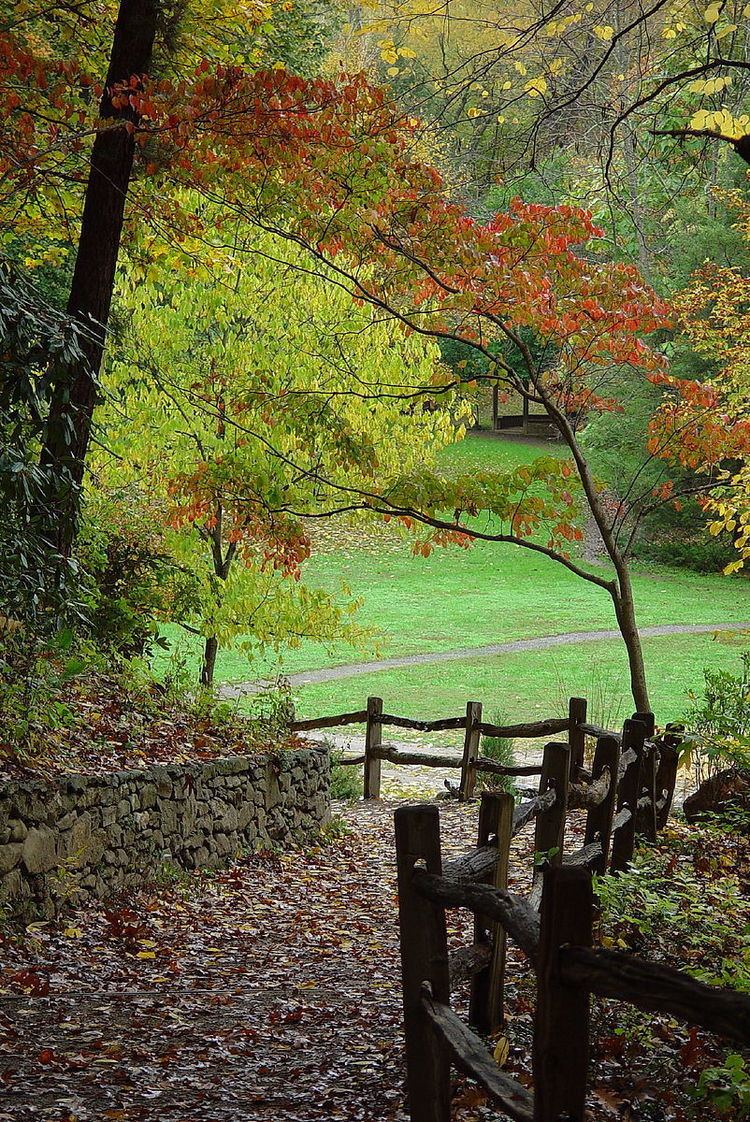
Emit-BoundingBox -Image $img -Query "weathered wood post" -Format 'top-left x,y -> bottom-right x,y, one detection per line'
469,791 -> 514,1033
534,742 -> 570,870
584,735 -> 620,875
533,866 -> 593,1122
394,804 -> 451,1122
633,710 -> 657,842
567,696 -> 588,779
459,700 -> 482,802
655,725 -> 683,829
363,695 -> 383,800
610,718 -> 647,873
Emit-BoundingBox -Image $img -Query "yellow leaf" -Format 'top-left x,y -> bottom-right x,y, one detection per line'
398,46 -> 417,58
514,61 -> 527,75
466,106 -> 483,118
704,4 -> 721,22
493,1036 -> 510,1066
136,950 -> 156,960
593,24 -> 615,40
525,76 -> 548,97
64,927 -> 84,939
387,66 -> 399,76
716,22 -> 737,36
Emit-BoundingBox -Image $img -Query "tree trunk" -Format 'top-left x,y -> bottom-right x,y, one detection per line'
198,505 -> 236,687
611,573 -> 651,713
201,635 -> 219,687
539,390 -> 652,713
39,0 -> 159,553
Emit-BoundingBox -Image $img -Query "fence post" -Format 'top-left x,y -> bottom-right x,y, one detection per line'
363,696 -> 383,800
568,696 -> 587,779
610,718 -> 647,873
633,711 -> 657,842
655,726 -> 683,829
394,804 -> 451,1122
533,866 -> 593,1122
584,735 -> 620,875
459,700 -> 482,802
534,742 -> 570,871
469,790 -> 514,1033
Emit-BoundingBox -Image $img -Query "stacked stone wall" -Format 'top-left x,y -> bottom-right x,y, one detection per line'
0,747 -> 329,918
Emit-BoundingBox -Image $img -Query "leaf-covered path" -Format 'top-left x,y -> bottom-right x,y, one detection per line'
0,802 -> 732,1122
0,802 -> 505,1122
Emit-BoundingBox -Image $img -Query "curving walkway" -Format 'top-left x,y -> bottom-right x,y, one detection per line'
221,620 -> 750,697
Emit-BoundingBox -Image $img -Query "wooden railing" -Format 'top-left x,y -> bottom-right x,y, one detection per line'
291,696 -> 682,824
395,799 -> 750,1122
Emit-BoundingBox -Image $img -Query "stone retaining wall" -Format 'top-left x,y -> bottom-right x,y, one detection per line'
0,746 -> 329,919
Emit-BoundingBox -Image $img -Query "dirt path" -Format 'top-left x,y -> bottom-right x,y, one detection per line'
0,802 -> 521,1122
221,621 -> 750,696
0,803 -> 720,1121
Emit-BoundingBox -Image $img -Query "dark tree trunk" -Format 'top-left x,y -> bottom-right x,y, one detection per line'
201,635 -> 219,687
39,0 -> 159,553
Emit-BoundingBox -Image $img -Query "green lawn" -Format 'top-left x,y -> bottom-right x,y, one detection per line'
279,633 -> 746,730
158,432 -> 750,723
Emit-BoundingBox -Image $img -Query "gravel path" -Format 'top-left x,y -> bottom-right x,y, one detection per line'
221,620 -> 750,697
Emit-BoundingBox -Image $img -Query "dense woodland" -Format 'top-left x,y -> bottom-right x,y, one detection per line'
1,0 -> 750,1119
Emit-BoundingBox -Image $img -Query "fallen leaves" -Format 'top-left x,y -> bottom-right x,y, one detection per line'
0,801 -> 739,1121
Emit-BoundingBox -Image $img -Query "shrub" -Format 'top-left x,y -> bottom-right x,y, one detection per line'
479,713 -> 517,796
681,652 -> 750,786
76,485 -> 199,660
594,820 -> 750,1119
0,627 -> 94,762
330,748 -> 363,801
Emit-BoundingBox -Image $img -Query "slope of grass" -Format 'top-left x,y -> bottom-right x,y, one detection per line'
278,633 -> 746,729
157,432 -> 750,718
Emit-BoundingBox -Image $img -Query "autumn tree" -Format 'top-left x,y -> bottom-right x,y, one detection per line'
75,62 -> 681,710
1,0 -> 323,553
1,8 -> 716,709
650,191 -> 750,570
99,224 -> 459,683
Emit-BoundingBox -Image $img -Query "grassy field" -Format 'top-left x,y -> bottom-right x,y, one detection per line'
281,632 -> 746,729
159,432 -> 750,725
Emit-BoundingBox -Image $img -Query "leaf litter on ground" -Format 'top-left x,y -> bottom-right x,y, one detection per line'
0,802 -> 743,1121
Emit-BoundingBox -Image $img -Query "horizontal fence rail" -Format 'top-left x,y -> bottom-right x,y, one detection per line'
395,800 -> 750,1122
290,698 -> 681,854
291,695 -> 636,804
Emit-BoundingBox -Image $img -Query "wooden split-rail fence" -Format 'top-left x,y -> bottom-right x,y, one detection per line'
395,795 -> 750,1122
291,696 -> 682,832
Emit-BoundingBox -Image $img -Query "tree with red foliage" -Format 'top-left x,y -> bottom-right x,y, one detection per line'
2,29 -> 686,708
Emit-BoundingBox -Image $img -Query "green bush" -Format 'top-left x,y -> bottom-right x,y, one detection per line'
329,748 -> 363,801
478,713 -> 517,796
76,485 -> 199,660
681,651 -> 750,786
595,822 -> 750,1119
